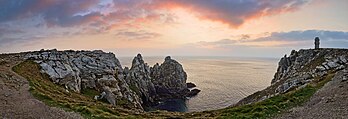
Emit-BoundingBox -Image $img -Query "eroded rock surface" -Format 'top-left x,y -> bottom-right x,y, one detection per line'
25,49 -> 197,109
237,49 -> 348,106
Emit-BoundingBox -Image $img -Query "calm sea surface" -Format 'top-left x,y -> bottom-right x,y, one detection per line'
118,56 -> 278,112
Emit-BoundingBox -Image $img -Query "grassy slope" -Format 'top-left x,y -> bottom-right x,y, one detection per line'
13,60 -> 336,119
12,60 -> 145,119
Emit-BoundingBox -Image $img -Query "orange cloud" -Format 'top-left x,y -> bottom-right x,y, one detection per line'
150,0 -> 310,28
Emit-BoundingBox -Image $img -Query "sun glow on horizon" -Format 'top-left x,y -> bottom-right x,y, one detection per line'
0,0 -> 347,57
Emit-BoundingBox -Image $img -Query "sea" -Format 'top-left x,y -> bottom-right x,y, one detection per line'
118,56 -> 278,112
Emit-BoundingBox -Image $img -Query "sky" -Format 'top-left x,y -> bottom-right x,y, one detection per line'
0,0 -> 347,57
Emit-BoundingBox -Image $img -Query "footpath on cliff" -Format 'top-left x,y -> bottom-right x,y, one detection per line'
1,48 -> 348,118
276,69 -> 348,119
0,54 -> 83,119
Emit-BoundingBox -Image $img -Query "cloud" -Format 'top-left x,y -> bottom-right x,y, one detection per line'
0,0 -> 101,27
0,27 -> 24,36
115,30 -> 161,40
195,30 -> 348,48
0,0 -> 310,28
250,30 -> 348,42
152,0 -> 311,27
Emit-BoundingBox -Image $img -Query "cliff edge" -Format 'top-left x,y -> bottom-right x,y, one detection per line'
24,49 -> 197,110
1,48 -> 347,118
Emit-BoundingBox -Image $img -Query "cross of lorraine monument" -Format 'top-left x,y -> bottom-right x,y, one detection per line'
314,37 -> 320,49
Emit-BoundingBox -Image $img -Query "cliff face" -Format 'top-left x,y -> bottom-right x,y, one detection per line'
124,55 -> 189,106
237,49 -> 348,105
25,49 -> 191,109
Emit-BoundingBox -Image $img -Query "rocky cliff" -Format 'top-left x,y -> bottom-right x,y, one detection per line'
25,49 -> 196,109
237,48 -> 348,105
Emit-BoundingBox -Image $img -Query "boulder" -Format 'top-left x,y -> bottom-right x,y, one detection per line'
94,92 -> 106,100
186,82 -> 196,88
316,66 -> 326,71
186,89 -> 201,97
339,56 -> 347,64
327,61 -> 339,68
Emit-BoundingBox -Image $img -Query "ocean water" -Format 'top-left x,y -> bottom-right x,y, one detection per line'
118,56 -> 278,112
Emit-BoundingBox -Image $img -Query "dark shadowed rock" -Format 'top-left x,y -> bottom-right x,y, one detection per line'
186,89 -> 201,97
150,55 -> 189,100
186,82 -> 196,88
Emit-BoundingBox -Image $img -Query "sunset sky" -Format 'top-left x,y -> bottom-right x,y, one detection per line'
0,0 -> 347,57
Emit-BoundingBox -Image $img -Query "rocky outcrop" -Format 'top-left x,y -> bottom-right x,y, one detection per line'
272,49 -> 348,94
124,54 -> 194,106
25,49 -> 197,109
150,56 -> 189,100
186,89 -> 201,97
124,54 -> 157,106
25,49 -> 142,109
237,49 -> 348,105
186,82 -> 196,88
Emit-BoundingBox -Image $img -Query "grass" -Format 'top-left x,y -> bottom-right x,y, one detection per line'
12,60 -> 337,119
12,60 -> 144,119
209,71 -> 335,119
214,85 -> 316,119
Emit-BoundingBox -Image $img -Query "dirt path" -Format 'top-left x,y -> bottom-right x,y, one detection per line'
276,70 -> 348,119
0,55 -> 83,119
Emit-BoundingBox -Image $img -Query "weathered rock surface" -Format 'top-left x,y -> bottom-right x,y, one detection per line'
237,49 -> 348,106
25,49 -> 143,108
124,54 -> 156,106
150,56 -> 189,100
25,49 -> 196,109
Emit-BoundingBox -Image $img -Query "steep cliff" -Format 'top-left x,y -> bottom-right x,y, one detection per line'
237,48 -> 348,105
3,48 -> 347,118
124,55 -> 190,107
25,49 -> 194,109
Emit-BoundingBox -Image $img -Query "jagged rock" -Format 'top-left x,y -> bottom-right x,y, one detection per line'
25,50 -> 194,110
187,82 -> 196,88
186,89 -> 201,97
103,86 -> 116,106
238,49 -> 348,106
151,56 -> 189,100
339,56 -> 347,63
336,65 -> 345,70
316,66 -> 326,71
94,92 -> 106,100
25,50 -> 142,108
124,54 -> 191,106
327,61 -> 339,68
124,54 -> 157,106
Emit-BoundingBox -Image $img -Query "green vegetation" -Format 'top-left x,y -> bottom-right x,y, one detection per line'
210,72 -> 335,119
12,60 -> 142,119
129,84 -> 140,94
12,60 -> 336,119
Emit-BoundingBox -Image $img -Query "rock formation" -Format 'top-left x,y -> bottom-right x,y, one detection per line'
25,49 -> 198,109
150,56 -> 189,100
237,49 -> 348,105
272,49 -> 347,94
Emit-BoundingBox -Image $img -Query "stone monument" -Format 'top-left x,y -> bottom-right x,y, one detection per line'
314,37 -> 320,49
